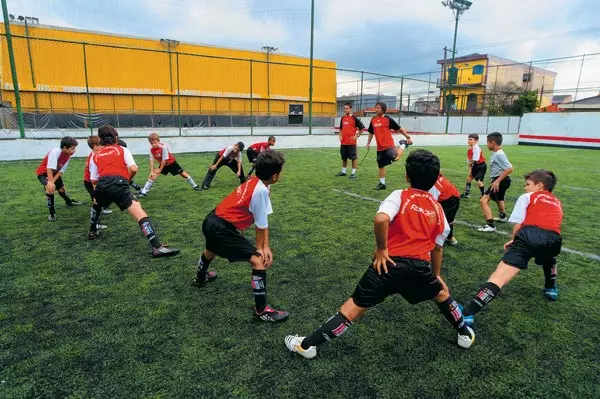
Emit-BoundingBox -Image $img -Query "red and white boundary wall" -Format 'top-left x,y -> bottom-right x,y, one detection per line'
518,112 -> 600,149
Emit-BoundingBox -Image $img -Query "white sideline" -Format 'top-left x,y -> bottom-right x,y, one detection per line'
331,189 -> 600,262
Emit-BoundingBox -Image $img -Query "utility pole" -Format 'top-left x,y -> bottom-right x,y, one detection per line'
2,2 -> 25,137
442,46 -> 448,115
261,45 -> 278,122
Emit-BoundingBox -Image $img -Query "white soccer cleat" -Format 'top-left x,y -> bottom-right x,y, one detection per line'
493,216 -> 508,223
96,224 -> 109,230
478,225 -> 496,232
284,335 -> 317,359
457,326 -> 475,349
101,208 -> 113,215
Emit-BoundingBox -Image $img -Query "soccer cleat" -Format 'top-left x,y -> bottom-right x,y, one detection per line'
460,193 -> 470,199
335,172 -> 347,177
152,245 -> 180,258
543,287 -> 559,301
446,237 -> 458,246
191,271 -> 219,287
67,200 -> 83,207
253,305 -> 289,322
201,185 -> 210,190
493,216 -> 508,223
96,224 -> 108,230
457,326 -> 475,349
284,335 -> 317,359
349,174 -> 357,179
375,183 -> 387,190
398,139 -> 410,149
88,231 -> 101,240
478,225 -> 496,232
130,181 -> 142,191
101,208 -> 113,215
136,191 -> 147,199
48,214 -> 57,222
193,185 -> 201,191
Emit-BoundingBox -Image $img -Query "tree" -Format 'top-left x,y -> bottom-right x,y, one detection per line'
512,90 -> 539,115
486,82 -> 521,116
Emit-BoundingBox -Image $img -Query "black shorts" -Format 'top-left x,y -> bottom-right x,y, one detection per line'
84,180 -> 95,200
37,174 -> 64,190
340,145 -> 357,161
502,226 -> 562,269
93,176 -> 135,211
471,162 -> 487,182
161,161 -> 184,176
485,176 -> 511,202
202,210 -> 259,263
376,148 -> 397,169
352,257 -> 442,307
247,148 -> 259,163
440,196 -> 460,224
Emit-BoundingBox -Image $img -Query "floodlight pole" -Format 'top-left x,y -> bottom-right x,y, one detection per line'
261,45 -> 278,122
1,0 -> 25,137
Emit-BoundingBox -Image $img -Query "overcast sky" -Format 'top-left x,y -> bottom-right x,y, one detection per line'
11,0 -> 600,99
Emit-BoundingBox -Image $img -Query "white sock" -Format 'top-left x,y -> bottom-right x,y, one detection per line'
142,180 -> 154,194
186,176 -> 197,187
351,169 -> 356,175
341,167 -> 347,174
380,178 -> 386,184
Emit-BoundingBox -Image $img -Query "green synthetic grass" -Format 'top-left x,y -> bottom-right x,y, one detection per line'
1,145 -> 599,399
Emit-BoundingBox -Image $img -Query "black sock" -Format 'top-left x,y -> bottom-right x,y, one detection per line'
437,297 -> 471,336
251,269 -> 267,312
89,203 -> 102,232
486,219 -> 495,228
138,217 -> 161,248
543,259 -> 557,289
58,191 -> 72,204
196,253 -> 212,280
464,281 -> 501,316
46,194 -> 56,215
248,166 -> 255,176
302,311 -> 352,349
465,182 -> 471,194
448,223 -> 454,240
499,212 -> 506,219
479,185 -> 485,196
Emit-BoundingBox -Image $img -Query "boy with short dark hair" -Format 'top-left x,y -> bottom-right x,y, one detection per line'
429,173 -> 461,246
336,103 -> 365,178
87,125 -> 179,258
462,170 -> 563,326
137,132 -> 200,198
36,136 -> 83,221
84,136 -> 111,226
192,150 -> 289,323
201,141 -> 246,190
366,102 -> 412,190
284,149 -> 474,359
461,133 -> 487,199
246,136 -> 276,179
478,132 -> 513,232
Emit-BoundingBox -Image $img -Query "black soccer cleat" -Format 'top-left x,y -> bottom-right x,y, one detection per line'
130,181 -> 142,190
67,200 -> 83,207
193,185 -> 201,191
375,183 -> 387,190
200,185 -> 210,190
335,172 -> 347,177
253,305 -> 290,323
48,214 -> 57,222
191,271 -> 219,287
460,193 -> 470,199
88,231 -> 101,240
152,245 -> 180,258
398,139 -> 410,149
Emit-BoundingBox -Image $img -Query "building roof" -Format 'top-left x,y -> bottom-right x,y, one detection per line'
436,52 -> 556,75
437,53 -> 488,64
552,95 -> 572,102
557,94 -> 600,109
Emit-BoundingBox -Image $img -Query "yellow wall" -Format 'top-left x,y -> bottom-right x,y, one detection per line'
439,58 -> 487,111
0,24 -> 336,115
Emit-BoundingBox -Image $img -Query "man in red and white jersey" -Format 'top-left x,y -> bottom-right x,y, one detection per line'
137,132 -> 200,198
246,135 -> 276,179
87,125 -> 179,258
461,133 -> 487,199
284,149 -> 475,360
462,170 -> 563,327
201,141 -> 246,190
429,173 -> 461,246
335,103 -> 365,179
366,102 -> 413,190
193,150 -> 288,323
35,136 -> 82,221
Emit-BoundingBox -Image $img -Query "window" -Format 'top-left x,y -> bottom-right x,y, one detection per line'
472,65 -> 484,75
523,73 -> 531,82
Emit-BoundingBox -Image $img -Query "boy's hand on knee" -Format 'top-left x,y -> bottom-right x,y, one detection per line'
503,240 -> 513,251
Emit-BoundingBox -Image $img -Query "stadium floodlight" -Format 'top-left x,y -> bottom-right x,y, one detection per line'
442,0 -> 472,134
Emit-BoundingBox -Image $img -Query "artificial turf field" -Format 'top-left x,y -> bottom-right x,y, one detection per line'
1,144 -> 599,399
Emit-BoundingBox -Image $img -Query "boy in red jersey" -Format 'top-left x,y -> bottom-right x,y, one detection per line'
429,173 -> 461,246
462,170 -> 563,326
366,102 -> 412,190
460,133 -> 487,199
137,133 -> 200,198
246,136 -> 276,179
200,141 -> 246,190
87,126 -> 179,258
83,136 -> 111,226
192,150 -> 289,323
36,136 -> 83,221
336,103 -> 365,178
284,149 -> 474,359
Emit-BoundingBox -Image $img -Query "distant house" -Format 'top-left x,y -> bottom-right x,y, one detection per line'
336,94 -> 397,115
557,94 -> 600,111
552,95 -> 572,104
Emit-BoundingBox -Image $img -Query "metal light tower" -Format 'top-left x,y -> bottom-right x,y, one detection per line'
442,0 -> 472,134
261,45 -> 278,120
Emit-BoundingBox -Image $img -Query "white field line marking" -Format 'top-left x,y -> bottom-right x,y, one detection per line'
331,188 -> 600,262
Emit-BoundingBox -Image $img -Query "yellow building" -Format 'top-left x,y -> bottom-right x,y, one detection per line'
0,23 -> 336,127
437,53 -> 556,113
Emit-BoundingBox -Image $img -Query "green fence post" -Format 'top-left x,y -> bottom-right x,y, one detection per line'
308,0 -> 315,135
82,42 -> 93,134
250,60 -> 253,135
176,51 -> 182,136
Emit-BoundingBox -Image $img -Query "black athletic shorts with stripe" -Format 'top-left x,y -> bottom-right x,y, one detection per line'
471,162 -> 487,182
485,176 -> 511,202
161,161 -> 184,176
502,225 -> 562,270
352,257 -> 442,307
202,209 -> 259,263
94,175 -> 135,211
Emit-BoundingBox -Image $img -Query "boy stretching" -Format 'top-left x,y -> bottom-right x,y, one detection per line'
429,173 -> 461,246
201,142 -> 246,190
137,133 -> 200,198
246,136 -> 276,179
192,151 -> 289,323
284,149 -> 474,359
462,170 -> 563,327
